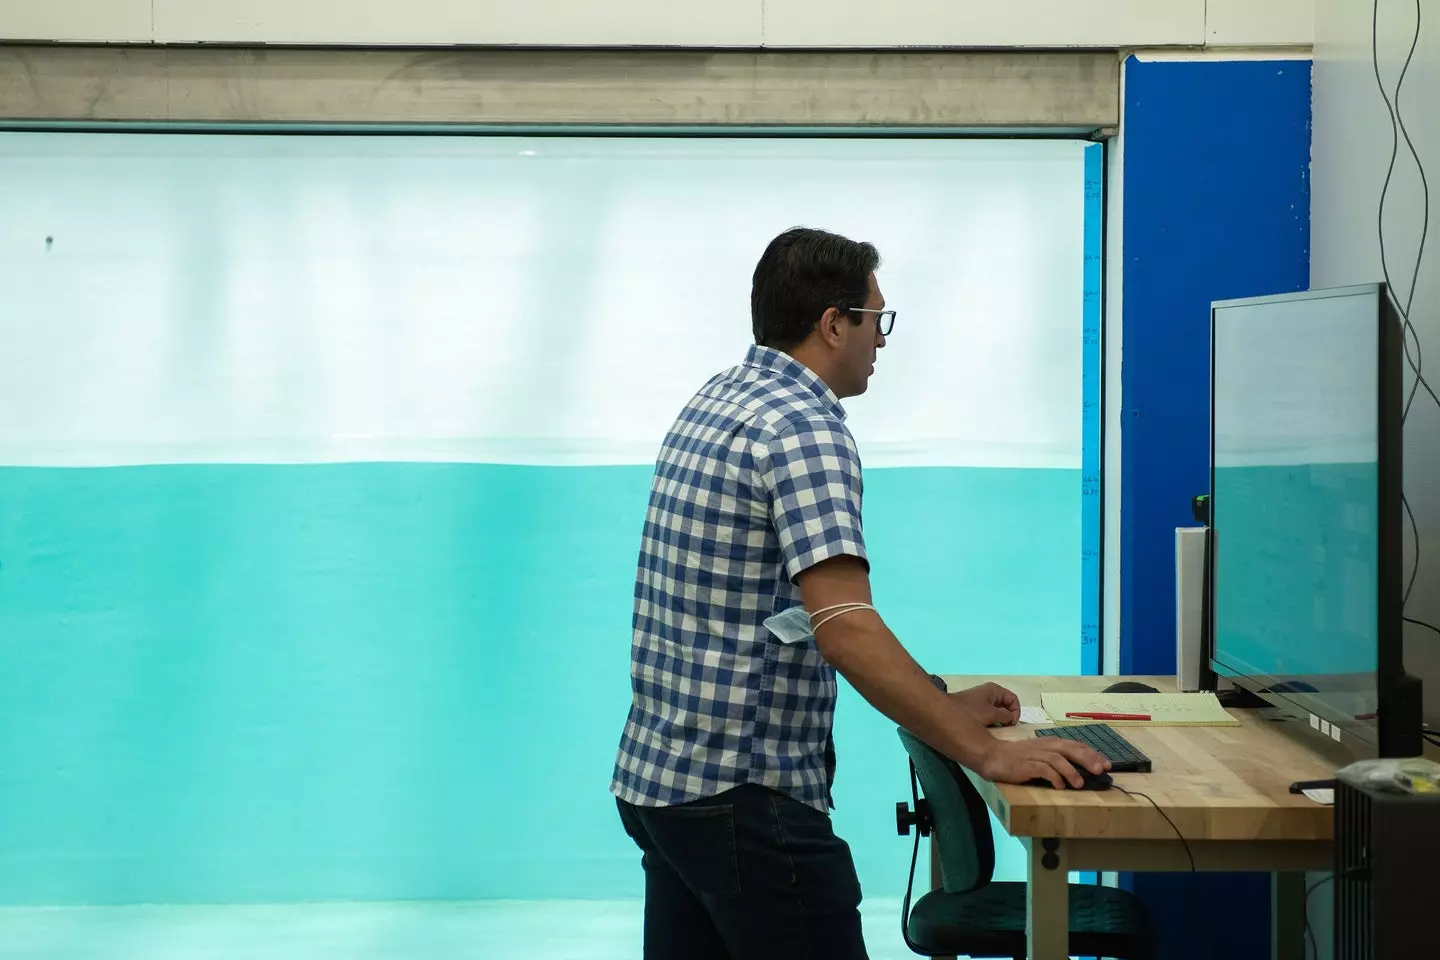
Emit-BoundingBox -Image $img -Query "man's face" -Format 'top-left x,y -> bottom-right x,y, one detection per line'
841,274 -> 888,397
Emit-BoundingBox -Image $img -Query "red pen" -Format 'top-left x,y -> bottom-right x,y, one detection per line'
1065,711 -> 1151,721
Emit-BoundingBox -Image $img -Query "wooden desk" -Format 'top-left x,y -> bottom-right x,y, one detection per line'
936,675 -> 1353,960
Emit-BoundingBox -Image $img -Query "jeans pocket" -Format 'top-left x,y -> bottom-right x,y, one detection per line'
770,793 -> 863,908
645,802 -> 742,899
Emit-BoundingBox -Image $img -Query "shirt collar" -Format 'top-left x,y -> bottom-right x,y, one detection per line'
743,344 -> 847,421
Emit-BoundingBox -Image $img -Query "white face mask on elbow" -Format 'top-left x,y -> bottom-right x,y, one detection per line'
763,602 -> 875,644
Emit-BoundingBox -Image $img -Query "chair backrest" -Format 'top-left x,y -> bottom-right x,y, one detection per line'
897,727 -> 996,894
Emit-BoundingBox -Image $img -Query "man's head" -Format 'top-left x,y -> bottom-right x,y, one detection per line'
751,227 -> 890,399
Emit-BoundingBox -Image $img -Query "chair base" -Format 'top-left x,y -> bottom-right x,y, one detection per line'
906,880 -> 1155,960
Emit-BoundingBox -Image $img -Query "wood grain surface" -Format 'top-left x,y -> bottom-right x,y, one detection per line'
939,674 -> 1354,841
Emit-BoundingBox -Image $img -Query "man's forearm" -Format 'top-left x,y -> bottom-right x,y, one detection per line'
815,612 -> 997,772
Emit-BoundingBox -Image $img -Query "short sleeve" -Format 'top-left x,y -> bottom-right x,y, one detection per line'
759,417 -> 868,582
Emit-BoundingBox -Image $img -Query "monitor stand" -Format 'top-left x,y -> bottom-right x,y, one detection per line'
1217,680 -> 1325,709
1379,671 -> 1424,758
1217,685 -> 1271,709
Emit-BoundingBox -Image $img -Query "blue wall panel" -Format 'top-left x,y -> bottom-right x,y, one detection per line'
1120,56 -> 1312,675
1119,55 -> 1311,960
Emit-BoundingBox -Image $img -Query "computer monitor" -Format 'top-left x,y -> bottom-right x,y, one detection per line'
1208,283 -> 1422,757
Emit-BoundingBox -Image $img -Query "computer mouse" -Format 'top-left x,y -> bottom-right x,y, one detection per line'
1103,680 -> 1159,694
1027,763 -> 1113,791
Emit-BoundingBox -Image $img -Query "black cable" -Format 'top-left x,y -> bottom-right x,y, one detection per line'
1404,494 -> 1421,607
1393,0 -> 1429,322
899,762 -> 927,955
1304,875 -> 1337,960
1403,322 -> 1440,421
901,820 -> 923,952
1372,0 -> 1433,419
1406,617 -> 1440,639
1113,785 -> 1194,872
1372,0 -> 1404,324
1116,784 -> 1199,960
1374,0 -> 1437,640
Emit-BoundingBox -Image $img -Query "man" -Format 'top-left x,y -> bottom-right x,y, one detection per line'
611,227 -> 1107,959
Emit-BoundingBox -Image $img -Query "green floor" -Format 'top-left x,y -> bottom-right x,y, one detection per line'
0,899 -> 915,959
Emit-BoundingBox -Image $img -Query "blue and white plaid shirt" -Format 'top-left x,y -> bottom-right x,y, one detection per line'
611,345 -> 868,813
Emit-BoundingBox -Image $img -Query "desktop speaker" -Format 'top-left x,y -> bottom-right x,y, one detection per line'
1334,769 -> 1440,959
1174,527 -> 1207,692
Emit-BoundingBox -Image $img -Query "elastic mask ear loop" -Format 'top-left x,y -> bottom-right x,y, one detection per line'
809,602 -> 876,632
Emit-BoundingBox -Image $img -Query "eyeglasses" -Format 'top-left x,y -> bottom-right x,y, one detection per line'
848,308 -> 896,336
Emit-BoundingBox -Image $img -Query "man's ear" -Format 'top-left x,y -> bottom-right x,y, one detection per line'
816,306 -> 846,347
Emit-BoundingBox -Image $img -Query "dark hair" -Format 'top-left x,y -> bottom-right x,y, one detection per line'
750,227 -> 881,350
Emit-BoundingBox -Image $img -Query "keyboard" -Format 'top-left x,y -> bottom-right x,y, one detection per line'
1035,723 -> 1152,773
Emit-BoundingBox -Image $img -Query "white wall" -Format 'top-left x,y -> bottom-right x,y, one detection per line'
0,133 -> 1090,470
3,0 -> 1313,47
1312,0 -> 1440,727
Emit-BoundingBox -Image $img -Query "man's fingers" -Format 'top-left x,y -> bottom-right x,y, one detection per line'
1001,740 -> 1109,787
1031,761 -> 1065,789
1040,757 -> 1079,788
1049,755 -> 1085,788
1056,740 -> 1109,773
988,706 -> 1017,726
1019,753 -> 1080,789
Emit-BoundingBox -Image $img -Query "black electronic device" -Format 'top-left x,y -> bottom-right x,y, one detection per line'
1103,681 -> 1159,694
1035,723 -> 1152,773
1207,283 -> 1422,757
1333,768 -> 1440,958
1026,763 -> 1113,791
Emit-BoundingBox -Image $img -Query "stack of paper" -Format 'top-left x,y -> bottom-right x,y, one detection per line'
1038,691 -> 1240,726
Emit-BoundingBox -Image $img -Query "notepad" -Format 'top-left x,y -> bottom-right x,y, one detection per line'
1018,706 -> 1050,725
1038,691 -> 1240,726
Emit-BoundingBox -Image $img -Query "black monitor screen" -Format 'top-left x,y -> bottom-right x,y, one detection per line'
1210,285 -> 1385,734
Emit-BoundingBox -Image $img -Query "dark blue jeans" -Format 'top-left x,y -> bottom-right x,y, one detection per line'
617,784 -> 870,960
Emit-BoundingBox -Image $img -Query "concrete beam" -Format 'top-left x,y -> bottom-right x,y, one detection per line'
0,45 -> 1119,129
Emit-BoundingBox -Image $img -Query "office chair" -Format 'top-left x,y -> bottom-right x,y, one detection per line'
894,728 -> 1156,960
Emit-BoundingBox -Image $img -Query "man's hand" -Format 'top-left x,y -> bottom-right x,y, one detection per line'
980,737 -> 1111,789
950,682 -> 1020,727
